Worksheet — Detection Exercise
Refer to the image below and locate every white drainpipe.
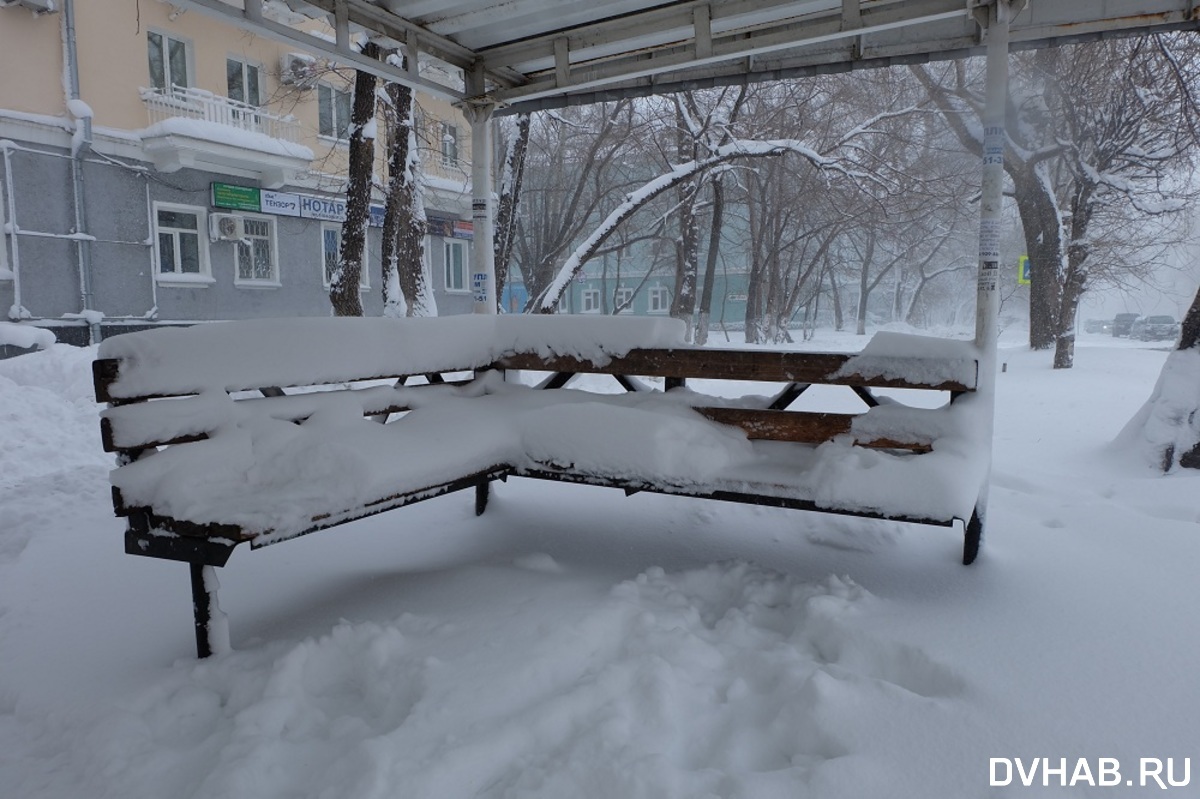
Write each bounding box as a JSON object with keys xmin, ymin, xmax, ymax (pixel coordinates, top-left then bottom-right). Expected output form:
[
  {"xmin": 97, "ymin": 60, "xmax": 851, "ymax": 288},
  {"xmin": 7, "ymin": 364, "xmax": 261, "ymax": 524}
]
[
  {"xmin": 464, "ymin": 65, "xmax": 497, "ymax": 314},
  {"xmin": 1, "ymin": 142, "xmax": 22, "ymax": 321},
  {"xmin": 63, "ymin": 0, "xmax": 100, "ymax": 343}
]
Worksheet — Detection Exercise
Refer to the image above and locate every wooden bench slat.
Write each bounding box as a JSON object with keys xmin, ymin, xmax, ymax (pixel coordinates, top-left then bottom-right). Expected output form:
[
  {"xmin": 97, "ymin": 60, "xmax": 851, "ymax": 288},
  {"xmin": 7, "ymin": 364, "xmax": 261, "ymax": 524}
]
[
  {"xmin": 122, "ymin": 466, "xmax": 511, "ymax": 560},
  {"xmin": 517, "ymin": 467, "xmax": 959, "ymax": 529},
  {"xmin": 693, "ymin": 408, "xmax": 934, "ymax": 452},
  {"xmin": 99, "ymin": 379, "xmax": 478, "ymax": 453},
  {"xmin": 496, "ymin": 348, "xmax": 977, "ymax": 392},
  {"xmin": 93, "ymin": 357, "xmax": 481, "ymax": 404}
]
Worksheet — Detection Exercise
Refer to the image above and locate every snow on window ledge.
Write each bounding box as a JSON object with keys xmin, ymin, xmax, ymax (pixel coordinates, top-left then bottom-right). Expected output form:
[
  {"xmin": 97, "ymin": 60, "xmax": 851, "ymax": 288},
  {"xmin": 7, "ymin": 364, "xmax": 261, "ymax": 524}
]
[
  {"xmin": 156, "ymin": 273, "xmax": 215, "ymax": 287},
  {"xmin": 317, "ymin": 135, "xmax": 349, "ymax": 148},
  {"xmin": 234, "ymin": 279, "xmax": 282, "ymax": 290}
]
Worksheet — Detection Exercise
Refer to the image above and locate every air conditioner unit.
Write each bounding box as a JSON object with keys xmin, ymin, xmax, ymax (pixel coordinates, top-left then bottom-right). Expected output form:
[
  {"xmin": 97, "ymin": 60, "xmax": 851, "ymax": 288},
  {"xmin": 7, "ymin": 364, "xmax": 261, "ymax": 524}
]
[
  {"xmin": 280, "ymin": 52, "xmax": 317, "ymax": 87},
  {"xmin": 0, "ymin": 0, "xmax": 58, "ymax": 12},
  {"xmin": 210, "ymin": 214, "xmax": 246, "ymax": 242}
]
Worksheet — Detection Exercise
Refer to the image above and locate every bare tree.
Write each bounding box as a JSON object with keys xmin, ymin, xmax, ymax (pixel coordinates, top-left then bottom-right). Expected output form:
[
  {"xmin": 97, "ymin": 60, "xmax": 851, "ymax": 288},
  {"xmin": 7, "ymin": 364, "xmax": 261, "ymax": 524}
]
[
  {"xmin": 915, "ymin": 36, "xmax": 1200, "ymax": 367},
  {"xmin": 330, "ymin": 42, "xmax": 379, "ymax": 317},
  {"xmin": 514, "ymin": 101, "xmax": 645, "ymax": 309},
  {"xmin": 378, "ymin": 56, "xmax": 434, "ymax": 318},
  {"xmin": 494, "ymin": 113, "xmax": 530, "ymax": 309},
  {"xmin": 530, "ymin": 73, "xmax": 930, "ymax": 319}
]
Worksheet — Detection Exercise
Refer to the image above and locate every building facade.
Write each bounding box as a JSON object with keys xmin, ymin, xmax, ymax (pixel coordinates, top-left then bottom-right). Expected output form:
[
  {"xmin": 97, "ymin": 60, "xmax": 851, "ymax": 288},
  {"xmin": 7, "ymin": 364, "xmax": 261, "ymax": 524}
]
[{"xmin": 0, "ymin": 0, "xmax": 477, "ymax": 344}]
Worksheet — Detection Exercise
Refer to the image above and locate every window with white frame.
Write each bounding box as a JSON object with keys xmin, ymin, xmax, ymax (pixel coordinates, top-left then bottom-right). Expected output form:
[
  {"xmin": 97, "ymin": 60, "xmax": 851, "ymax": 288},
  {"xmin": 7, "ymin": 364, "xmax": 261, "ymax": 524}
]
[
  {"xmin": 235, "ymin": 216, "xmax": 277, "ymax": 284},
  {"xmin": 444, "ymin": 239, "xmax": 467, "ymax": 291},
  {"xmin": 322, "ymin": 223, "xmax": 369, "ymax": 289},
  {"xmin": 226, "ymin": 58, "xmax": 262, "ymax": 106},
  {"xmin": 581, "ymin": 288, "xmax": 601, "ymax": 313},
  {"xmin": 440, "ymin": 122, "xmax": 459, "ymax": 167},
  {"xmin": 318, "ymin": 84, "xmax": 352, "ymax": 140},
  {"xmin": 153, "ymin": 204, "xmax": 208, "ymax": 280},
  {"xmin": 648, "ymin": 285, "xmax": 670, "ymax": 313},
  {"xmin": 557, "ymin": 291, "xmax": 570, "ymax": 313},
  {"xmin": 615, "ymin": 286, "xmax": 634, "ymax": 312},
  {"xmin": 147, "ymin": 31, "xmax": 189, "ymax": 93}
]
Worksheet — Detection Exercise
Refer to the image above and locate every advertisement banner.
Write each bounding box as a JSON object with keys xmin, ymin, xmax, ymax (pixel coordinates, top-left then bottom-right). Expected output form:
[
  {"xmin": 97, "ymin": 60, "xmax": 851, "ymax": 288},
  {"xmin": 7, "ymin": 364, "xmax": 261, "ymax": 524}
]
[{"xmin": 211, "ymin": 182, "xmax": 261, "ymax": 213}]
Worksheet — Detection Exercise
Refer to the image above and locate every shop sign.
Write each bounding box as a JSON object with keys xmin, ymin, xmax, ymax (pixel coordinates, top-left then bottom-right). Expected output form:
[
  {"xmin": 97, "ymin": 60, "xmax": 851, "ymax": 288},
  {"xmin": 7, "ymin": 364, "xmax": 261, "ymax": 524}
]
[
  {"xmin": 261, "ymin": 190, "xmax": 301, "ymax": 217},
  {"xmin": 211, "ymin": 182, "xmax": 261, "ymax": 212}
]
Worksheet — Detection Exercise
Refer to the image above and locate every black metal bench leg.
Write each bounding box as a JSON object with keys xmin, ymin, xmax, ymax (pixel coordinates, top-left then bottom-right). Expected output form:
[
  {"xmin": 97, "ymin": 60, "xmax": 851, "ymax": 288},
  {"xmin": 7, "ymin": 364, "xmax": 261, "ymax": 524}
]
[
  {"xmin": 475, "ymin": 480, "xmax": 490, "ymax": 516},
  {"xmin": 962, "ymin": 506, "xmax": 984, "ymax": 565},
  {"xmin": 189, "ymin": 563, "xmax": 229, "ymax": 658}
]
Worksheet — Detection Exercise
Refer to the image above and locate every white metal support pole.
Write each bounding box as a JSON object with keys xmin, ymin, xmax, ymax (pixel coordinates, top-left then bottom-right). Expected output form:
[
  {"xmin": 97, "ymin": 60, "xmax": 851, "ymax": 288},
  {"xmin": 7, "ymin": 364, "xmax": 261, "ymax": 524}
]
[
  {"xmin": 975, "ymin": 1, "xmax": 1009, "ymax": 363},
  {"xmin": 464, "ymin": 65, "xmax": 497, "ymax": 314},
  {"xmin": 965, "ymin": 0, "xmax": 1010, "ymax": 563}
]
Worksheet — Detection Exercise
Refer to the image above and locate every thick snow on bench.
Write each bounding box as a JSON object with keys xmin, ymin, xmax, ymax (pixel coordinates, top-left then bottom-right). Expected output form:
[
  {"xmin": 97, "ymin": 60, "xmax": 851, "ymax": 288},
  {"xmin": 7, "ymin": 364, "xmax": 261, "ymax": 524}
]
[
  {"xmin": 103, "ymin": 318, "xmax": 989, "ymax": 541},
  {"xmin": 836, "ymin": 331, "xmax": 979, "ymax": 387},
  {"xmin": 97, "ymin": 315, "xmax": 688, "ymax": 398}
]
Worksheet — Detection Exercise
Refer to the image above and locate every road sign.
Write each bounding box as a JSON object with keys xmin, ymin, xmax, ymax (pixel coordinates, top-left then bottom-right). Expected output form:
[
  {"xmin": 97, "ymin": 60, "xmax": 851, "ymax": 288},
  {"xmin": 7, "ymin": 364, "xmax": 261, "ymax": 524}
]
[{"xmin": 1018, "ymin": 255, "xmax": 1031, "ymax": 286}]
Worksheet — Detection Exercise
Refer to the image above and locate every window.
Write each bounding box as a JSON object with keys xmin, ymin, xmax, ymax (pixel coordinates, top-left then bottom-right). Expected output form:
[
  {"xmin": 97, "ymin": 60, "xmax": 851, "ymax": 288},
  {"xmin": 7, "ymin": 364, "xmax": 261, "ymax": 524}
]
[
  {"xmin": 322, "ymin": 224, "xmax": 368, "ymax": 289},
  {"xmin": 226, "ymin": 58, "xmax": 261, "ymax": 106},
  {"xmin": 615, "ymin": 287, "xmax": 634, "ymax": 312},
  {"xmin": 440, "ymin": 122, "xmax": 458, "ymax": 167},
  {"xmin": 318, "ymin": 84, "xmax": 352, "ymax": 140},
  {"xmin": 648, "ymin": 285, "xmax": 670, "ymax": 313},
  {"xmin": 147, "ymin": 31, "xmax": 189, "ymax": 93},
  {"xmin": 581, "ymin": 289, "xmax": 601, "ymax": 313},
  {"xmin": 444, "ymin": 239, "xmax": 467, "ymax": 291},
  {"xmin": 153, "ymin": 204, "xmax": 209, "ymax": 282},
  {"xmin": 557, "ymin": 292, "xmax": 570, "ymax": 313},
  {"xmin": 235, "ymin": 216, "xmax": 277, "ymax": 284}
]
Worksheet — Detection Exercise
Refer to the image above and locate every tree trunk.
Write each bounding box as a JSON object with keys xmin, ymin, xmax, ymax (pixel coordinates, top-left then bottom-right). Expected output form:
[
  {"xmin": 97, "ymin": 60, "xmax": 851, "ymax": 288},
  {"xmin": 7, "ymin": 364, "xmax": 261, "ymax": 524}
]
[
  {"xmin": 670, "ymin": 103, "xmax": 700, "ymax": 337},
  {"xmin": 1178, "ymin": 287, "xmax": 1200, "ymax": 468},
  {"xmin": 855, "ymin": 236, "xmax": 875, "ymax": 336},
  {"xmin": 494, "ymin": 113, "xmax": 530, "ymax": 308},
  {"xmin": 1011, "ymin": 166, "xmax": 1063, "ymax": 350},
  {"xmin": 829, "ymin": 267, "xmax": 844, "ymax": 331},
  {"xmin": 694, "ymin": 178, "xmax": 725, "ymax": 346},
  {"xmin": 1052, "ymin": 179, "xmax": 1098, "ymax": 368},
  {"xmin": 1115, "ymin": 284, "xmax": 1200, "ymax": 471},
  {"xmin": 743, "ymin": 181, "xmax": 763, "ymax": 344},
  {"xmin": 380, "ymin": 76, "xmax": 428, "ymax": 318},
  {"xmin": 1181, "ymin": 285, "xmax": 1200, "ymax": 351},
  {"xmin": 1051, "ymin": 267, "xmax": 1084, "ymax": 368},
  {"xmin": 331, "ymin": 43, "xmax": 379, "ymax": 317}
]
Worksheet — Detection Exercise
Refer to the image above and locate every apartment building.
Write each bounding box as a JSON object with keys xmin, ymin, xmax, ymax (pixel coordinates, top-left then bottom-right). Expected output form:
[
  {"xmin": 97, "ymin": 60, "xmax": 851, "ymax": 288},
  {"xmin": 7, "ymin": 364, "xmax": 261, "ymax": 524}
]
[{"xmin": 0, "ymin": 0, "xmax": 477, "ymax": 344}]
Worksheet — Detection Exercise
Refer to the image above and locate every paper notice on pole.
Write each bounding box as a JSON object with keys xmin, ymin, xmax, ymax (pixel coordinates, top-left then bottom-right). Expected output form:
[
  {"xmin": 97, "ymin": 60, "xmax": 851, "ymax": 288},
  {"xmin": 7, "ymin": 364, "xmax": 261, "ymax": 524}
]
[
  {"xmin": 978, "ymin": 260, "xmax": 999, "ymax": 292},
  {"xmin": 979, "ymin": 218, "xmax": 1001, "ymax": 260}
]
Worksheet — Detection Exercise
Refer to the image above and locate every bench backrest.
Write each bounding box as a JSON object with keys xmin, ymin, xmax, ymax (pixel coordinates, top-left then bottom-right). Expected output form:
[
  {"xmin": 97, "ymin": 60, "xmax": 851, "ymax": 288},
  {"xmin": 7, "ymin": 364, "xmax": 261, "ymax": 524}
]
[{"xmin": 94, "ymin": 318, "xmax": 979, "ymax": 458}]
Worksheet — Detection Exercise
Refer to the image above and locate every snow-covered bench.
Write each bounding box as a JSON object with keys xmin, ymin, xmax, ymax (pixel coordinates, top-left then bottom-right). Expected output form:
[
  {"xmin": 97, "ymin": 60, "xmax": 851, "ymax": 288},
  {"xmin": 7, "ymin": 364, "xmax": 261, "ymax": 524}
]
[{"xmin": 93, "ymin": 315, "xmax": 986, "ymax": 657}]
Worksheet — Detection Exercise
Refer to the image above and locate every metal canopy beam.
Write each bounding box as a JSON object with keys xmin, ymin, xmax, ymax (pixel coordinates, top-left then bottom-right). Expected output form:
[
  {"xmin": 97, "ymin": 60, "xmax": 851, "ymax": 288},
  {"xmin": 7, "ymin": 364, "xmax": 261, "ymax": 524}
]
[
  {"xmin": 174, "ymin": 0, "xmax": 470, "ymax": 101},
  {"xmin": 175, "ymin": 1, "xmax": 1199, "ymax": 112},
  {"xmin": 484, "ymin": 0, "xmax": 971, "ymax": 106}
]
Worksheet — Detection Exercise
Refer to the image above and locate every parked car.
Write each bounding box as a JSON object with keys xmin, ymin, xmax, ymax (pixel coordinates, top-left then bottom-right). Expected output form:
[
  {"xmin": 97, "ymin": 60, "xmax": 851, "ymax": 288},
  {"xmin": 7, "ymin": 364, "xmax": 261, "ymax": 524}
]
[
  {"xmin": 1112, "ymin": 313, "xmax": 1140, "ymax": 337},
  {"xmin": 1131, "ymin": 315, "xmax": 1180, "ymax": 342},
  {"xmin": 1084, "ymin": 318, "xmax": 1112, "ymax": 334}
]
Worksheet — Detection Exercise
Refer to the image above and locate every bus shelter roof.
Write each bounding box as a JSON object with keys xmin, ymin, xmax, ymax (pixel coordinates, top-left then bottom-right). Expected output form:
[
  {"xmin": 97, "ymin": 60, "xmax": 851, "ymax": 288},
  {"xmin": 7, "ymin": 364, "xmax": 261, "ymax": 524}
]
[{"xmin": 182, "ymin": 1, "xmax": 1199, "ymax": 111}]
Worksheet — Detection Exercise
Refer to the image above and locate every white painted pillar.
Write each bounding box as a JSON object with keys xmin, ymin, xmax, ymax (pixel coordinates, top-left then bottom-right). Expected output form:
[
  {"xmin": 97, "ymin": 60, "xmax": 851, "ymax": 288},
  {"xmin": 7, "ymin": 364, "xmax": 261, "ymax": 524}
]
[
  {"xmin": 967, "ymin": 0, "xmax": 1010, "ymax": 553},
  {"xmin": 974, "ymin": 0, "xmax": 1010, "ymax": 389},
  {"xmin": 464, "ymin": 67, "xmax": 497, "ymax": 314}
]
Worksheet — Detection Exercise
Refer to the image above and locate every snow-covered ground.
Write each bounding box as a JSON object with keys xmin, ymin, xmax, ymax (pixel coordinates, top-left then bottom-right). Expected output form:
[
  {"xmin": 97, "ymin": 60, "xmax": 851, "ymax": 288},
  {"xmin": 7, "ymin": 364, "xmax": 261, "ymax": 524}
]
[{"xmin": 1, "ymin": 329, "xmax": 1196, "ymax": 798}]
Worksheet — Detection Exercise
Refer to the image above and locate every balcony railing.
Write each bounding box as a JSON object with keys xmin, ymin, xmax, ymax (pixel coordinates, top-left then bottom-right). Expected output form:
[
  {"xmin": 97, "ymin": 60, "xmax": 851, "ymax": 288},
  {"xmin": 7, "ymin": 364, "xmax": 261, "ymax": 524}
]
[{"xmin": 141, "ymin": 86, "xmax": 302, "ymax": 143}]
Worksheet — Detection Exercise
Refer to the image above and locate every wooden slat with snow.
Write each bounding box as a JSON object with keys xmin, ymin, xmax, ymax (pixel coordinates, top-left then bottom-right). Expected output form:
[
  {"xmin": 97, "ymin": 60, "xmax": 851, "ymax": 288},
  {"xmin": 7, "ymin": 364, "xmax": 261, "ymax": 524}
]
[
  {"xmin": 693, "ymin": 408, "xmax": 934, "ymax": 452},
  {"xmin": 98, "ymin": 376, "xmax": 477, "ymax": 452},
  {"xmin": 495, "ymin": 348, "xmax": 978, "ymax": 392}
]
